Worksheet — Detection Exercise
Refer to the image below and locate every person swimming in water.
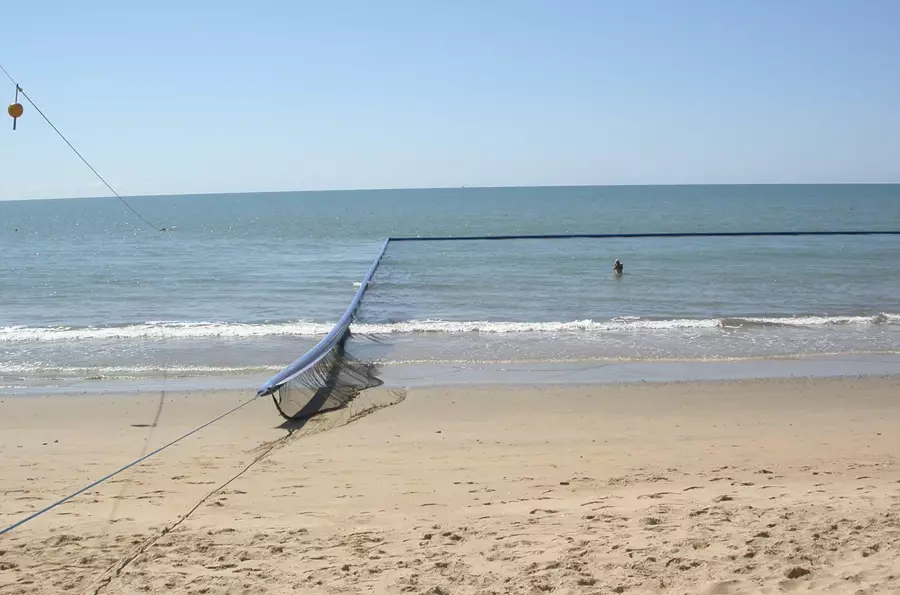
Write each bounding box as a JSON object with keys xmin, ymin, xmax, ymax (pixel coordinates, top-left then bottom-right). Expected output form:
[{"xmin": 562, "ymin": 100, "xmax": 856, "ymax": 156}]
[{"xmin": 613, "ymin": 259, "xmax": 623, "ymax": 275}]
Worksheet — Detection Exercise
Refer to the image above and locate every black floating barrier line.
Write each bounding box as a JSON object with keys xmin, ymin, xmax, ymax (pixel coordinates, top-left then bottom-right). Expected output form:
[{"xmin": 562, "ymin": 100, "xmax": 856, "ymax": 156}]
[{"xmin": 388, "ymin": 231, "xmax": 900, "ymax": 242}]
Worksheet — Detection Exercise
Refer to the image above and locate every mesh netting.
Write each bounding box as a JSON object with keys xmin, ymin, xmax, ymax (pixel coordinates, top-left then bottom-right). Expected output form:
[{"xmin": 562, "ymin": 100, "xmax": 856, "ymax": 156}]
[
  {"xmin": 258, "ymin": 239, "xmax": 390, "ymax": 419},
  {"xmin": 270, "ymin": 332, "xmax": 383, "ymax": 420}
]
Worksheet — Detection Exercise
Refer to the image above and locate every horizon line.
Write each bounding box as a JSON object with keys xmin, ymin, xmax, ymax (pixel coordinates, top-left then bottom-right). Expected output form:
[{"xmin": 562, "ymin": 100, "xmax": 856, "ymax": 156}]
[{"xmin": 2, "ymin": 181, "xmax": 900, "ymax": 203}]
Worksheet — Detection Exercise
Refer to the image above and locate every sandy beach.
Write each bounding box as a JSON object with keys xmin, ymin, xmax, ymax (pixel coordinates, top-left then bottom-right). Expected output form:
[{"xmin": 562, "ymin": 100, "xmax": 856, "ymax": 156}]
[{"xmin": 2, "ymin": 376, "xmax": 899, "ymax": 594}]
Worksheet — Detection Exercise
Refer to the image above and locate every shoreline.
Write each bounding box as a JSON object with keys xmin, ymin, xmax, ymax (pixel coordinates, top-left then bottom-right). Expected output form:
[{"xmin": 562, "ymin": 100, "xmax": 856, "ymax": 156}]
[
  {"xmin": 2, "ymin": 376, "xmax": 899, "ymax": 594},
  {"xmin": 3, "ymin": 351, "xmax": 899, "ymax": 397}
]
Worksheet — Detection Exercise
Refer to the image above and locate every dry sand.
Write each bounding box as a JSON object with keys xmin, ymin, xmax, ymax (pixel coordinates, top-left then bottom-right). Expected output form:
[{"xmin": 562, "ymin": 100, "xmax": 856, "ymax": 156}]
[{"xmin": 1, "ymin": 376, "xmax": 899, "ymax": 594}]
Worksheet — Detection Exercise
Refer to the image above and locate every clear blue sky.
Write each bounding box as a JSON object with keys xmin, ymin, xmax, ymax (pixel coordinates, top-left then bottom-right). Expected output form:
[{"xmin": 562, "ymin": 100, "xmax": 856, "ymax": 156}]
[{"xmin": 1, "ymin": 0, "xmax": 898, "ymax": 199}]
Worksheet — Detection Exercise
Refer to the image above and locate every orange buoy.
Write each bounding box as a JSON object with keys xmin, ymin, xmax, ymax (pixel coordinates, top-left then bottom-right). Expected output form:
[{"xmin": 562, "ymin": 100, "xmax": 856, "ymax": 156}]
[{"xmin": 8, "ymin": 102, "xmax": 23, "ymax": 119}]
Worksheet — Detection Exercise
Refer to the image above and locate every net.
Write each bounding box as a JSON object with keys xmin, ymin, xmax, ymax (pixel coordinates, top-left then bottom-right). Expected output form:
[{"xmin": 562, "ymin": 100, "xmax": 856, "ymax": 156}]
[
  {"xmin": 258, "ymin": 230, "xmax": 900, "ymax": 419},
  {"xmin": 257, "ymin": 239, "xmax": 390, "ymax": 420},
  {"xmin": 268, "ymin": 332, "xmax": 384, "ymax": 419}
]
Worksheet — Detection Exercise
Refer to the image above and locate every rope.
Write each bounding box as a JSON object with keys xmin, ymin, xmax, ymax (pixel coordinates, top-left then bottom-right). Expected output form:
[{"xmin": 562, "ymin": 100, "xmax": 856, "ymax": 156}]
[
  {"xmin": 84, "ymin": 430, "xmax": 293, "ymax": 595},
  {"xmin": 0, "ymin": 394, "xmax": 260, "ymax": 537},
  {"xmin": 389, "ymin": 230, "xmax": 900, "ymax": 242},
  {"xmin": 0, "ymin": 62, "xmax": 164, "ymax": 232},
  {"xmin": 105, "ymin": 365, "xmax": 169, "ymax": 526}
]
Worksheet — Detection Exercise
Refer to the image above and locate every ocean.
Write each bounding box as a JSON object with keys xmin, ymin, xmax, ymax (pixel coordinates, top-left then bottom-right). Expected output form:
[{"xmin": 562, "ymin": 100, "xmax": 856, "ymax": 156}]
[{"xmin": 1, "ymin": 184, "xmax": 899, "ymax": 393}]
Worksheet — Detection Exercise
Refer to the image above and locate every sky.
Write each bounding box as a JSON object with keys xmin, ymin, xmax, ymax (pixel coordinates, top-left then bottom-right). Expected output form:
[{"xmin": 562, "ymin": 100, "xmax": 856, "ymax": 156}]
[{"xmin": 1, "ymin": 0, "xmax": 898, "ymax": 200}]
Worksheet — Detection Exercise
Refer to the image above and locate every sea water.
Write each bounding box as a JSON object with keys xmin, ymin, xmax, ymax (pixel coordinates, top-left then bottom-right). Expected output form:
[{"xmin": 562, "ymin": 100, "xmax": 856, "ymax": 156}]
[{"xmin": 1, "ymin": 185, "xmax": 898, "ymax": 391}]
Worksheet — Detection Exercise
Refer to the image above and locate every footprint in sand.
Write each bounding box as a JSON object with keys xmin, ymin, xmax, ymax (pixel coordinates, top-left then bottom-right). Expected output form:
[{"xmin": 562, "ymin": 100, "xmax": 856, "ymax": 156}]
[{"xmin": 638, "ymin": 492, "xmax": 675, "ymax": 500}]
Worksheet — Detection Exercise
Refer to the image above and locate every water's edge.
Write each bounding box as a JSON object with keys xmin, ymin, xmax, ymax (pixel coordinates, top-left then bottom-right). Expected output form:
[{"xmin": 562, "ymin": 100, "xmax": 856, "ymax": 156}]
[{"xmin": 3, "ymin": 353, "xmax": 897, "ymax": 397}]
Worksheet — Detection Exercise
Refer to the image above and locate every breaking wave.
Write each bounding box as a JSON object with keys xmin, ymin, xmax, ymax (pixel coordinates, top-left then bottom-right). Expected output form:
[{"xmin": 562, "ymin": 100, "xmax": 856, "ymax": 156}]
[
  {"xmin": 1, "ymin": 313, "xmax": 898, "ymax": 343},
  {"xmin": 0, "ymin": 363, "xmax": 281, "ymax": 377}
]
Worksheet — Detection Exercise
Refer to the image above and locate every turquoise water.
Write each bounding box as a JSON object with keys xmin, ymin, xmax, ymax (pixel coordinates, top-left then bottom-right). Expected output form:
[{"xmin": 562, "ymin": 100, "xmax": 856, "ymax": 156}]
[{"xmin": 1, "ymin": 184, "xmax": 898, "ymax": 389}]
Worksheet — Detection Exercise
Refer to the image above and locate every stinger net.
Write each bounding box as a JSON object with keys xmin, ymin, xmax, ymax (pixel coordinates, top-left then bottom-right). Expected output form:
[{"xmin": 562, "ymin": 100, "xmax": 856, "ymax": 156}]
[
  {"xmin": 258, "ymin": 239, "xmax": 389, "ymax": 420},
  {"xmin": 269, "ymin": 332, "xmax": 383, "ymax": 420}
]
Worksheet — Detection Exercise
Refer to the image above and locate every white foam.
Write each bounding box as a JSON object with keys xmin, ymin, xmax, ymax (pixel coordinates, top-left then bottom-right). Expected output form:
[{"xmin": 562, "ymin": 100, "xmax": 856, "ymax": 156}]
[
  {"xmin": 0, "ymin": 362, "xmax": 280, "ymax": 376},
  {"xmin": 0, "ymin": 321, "xmax": 333, "ymax": 342},
  {"xmin": 353, "ymin": 318, "xmax": 722, "ymax": 334},
  {"xmin": 724, "ymin": 313, "xmax": 900, "ymax": 328},
  {"xmin": 0, "ymin": 313, "xmax": 896, "ymax": 343}
]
